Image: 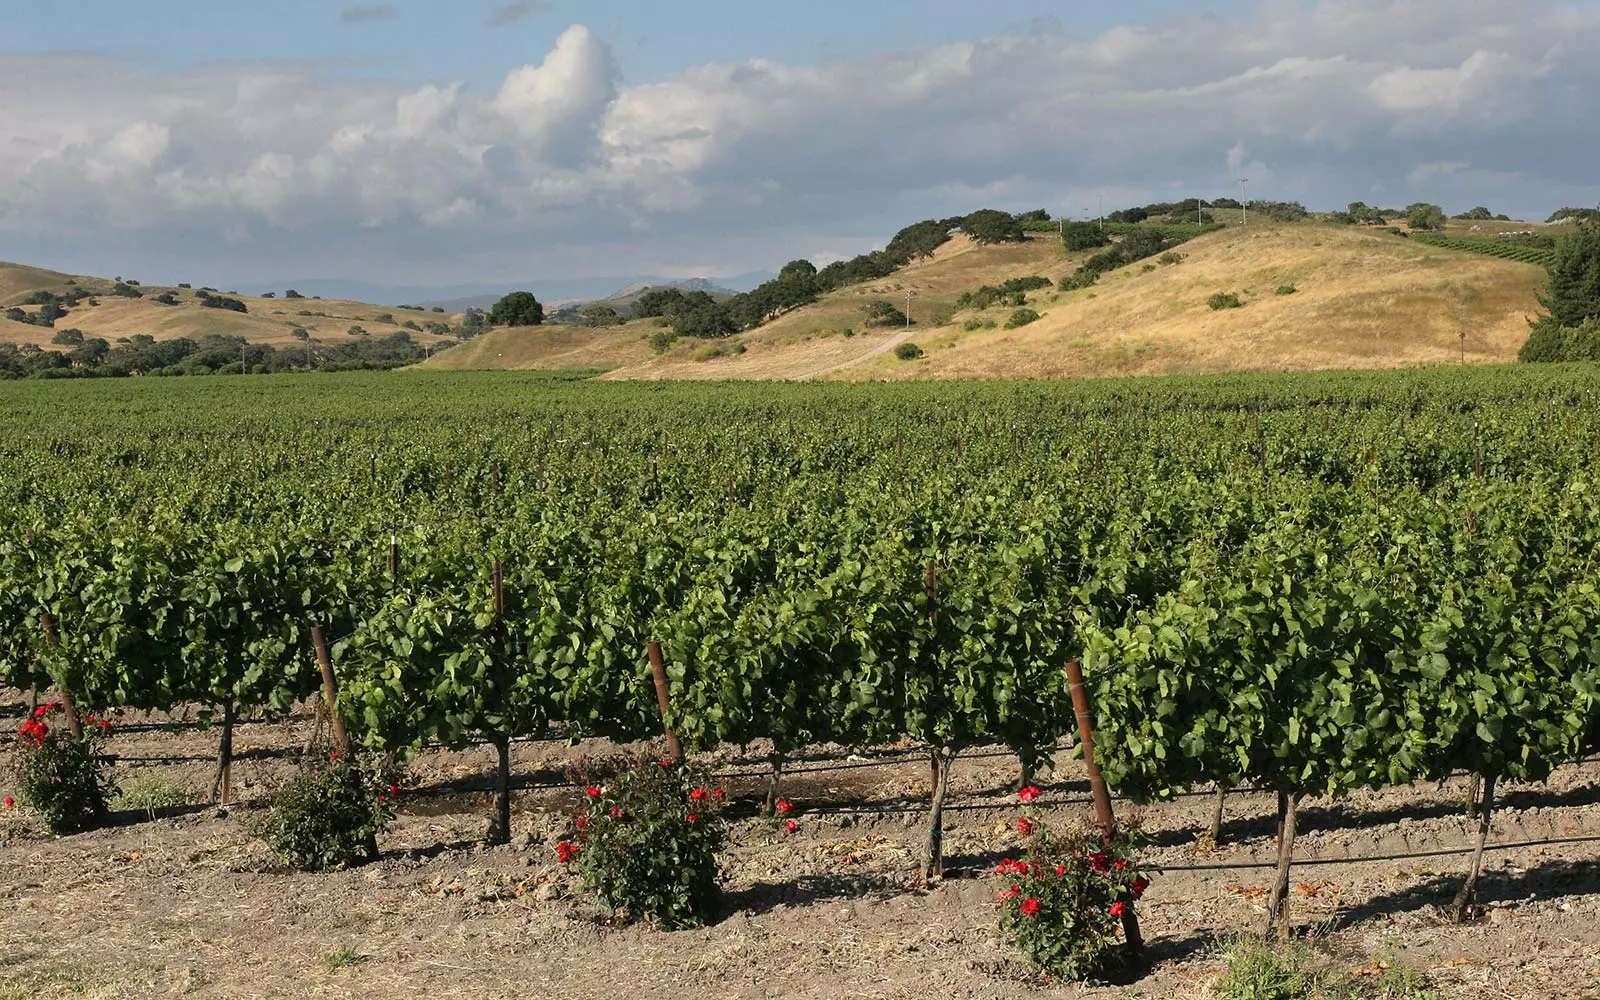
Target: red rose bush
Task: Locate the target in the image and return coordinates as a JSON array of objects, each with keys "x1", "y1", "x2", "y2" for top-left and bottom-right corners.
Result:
[
  {"x1": 558, "y1": 756, "x2": 728, "y2": 930},
  {"x1": 994, "y1": 787, "x2": 1155, "y2": 981}
]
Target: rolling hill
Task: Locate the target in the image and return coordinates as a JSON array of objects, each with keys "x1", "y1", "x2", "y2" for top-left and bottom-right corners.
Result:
[
  {"x1": 0, "y1": 263, "x2": 461, "y2": 352},
  {"x1": 423, "y1": 220, "x2": 1551, "y2": 380}
]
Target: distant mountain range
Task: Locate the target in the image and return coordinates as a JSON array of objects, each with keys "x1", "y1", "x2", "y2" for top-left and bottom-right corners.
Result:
[{"x1": 257, "y1": 272, "x2": 776, "y2": 314}]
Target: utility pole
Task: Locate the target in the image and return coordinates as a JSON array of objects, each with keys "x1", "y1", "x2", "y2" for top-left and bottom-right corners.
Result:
[
  {"x1": 1239, "y1": 178, "x2": 1249, "y2": 225},
  {"x1": 1459, "y1": 330, "x2": 1467, "y2": 365}
]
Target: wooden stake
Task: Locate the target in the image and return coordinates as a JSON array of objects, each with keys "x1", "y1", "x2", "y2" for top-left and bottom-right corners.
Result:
[
  {"x1": 1065, "y1": 658, "x2": 1141, "y2": 949},
  {"x1": 311, "y1": 626, "x2": 348, "y2": 754},
  {"x1": 646, "y1": 641, "x2": 683, "y2": 762}
]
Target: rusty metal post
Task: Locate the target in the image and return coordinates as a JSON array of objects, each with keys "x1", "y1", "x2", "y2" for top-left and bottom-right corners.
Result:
[
  {"x1": 311, "y1": 626, "x2": 349, "y2": 753},
  {"x1": 1065, "y1": 658, "x2": 1142, "y2": 951},
  {"x1": 647, "y1": 641, "x2": 683, "y2": 762}
]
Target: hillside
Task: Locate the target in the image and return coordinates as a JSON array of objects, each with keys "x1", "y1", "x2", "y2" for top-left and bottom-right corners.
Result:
[
  {"x1": 422, "y1": 221, "x2": 1549, "y2": 380},
  {"x1": 0, "y1": 263, "x2": 460, "y2": 351}
]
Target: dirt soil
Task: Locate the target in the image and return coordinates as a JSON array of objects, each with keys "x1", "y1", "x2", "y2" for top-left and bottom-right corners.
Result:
[{"x1": 3, "y1": 698, "x2": 1599, "y2": 1000}]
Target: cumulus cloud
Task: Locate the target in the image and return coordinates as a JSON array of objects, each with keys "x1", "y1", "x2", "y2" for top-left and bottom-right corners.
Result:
[{"x1": 1, "y1": 1, "x2": 1597, "y2": 286}]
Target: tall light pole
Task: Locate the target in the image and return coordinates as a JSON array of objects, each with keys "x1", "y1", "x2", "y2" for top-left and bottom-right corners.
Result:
[{"x1": 1239, "y1": 178, "x2": 1249, "y2": 225}]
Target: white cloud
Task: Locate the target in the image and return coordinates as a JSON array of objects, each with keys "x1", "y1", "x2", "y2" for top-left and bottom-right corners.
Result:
[{"x1": 0, "y1": 2, "x2": 1597, "y2": 287}]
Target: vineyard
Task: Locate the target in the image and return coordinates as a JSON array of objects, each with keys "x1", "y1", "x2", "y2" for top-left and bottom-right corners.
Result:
[
  {"x1": 1406, "y1": 233, "x2": 1558, "y2": 267},
  {"x1": 4, "y1": 367, "x2": 1600, "y2": 996}
]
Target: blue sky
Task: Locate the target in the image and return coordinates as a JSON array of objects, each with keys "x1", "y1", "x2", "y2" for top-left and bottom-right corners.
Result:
[{"x1": 1, "y1": 1, "x2": 1597, "y2": 297}]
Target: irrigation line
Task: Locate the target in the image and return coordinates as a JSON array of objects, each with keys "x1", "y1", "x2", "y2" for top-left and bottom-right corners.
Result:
[{"x1": 1153, "y1": 834, "x2": 1600, "y2": 873}]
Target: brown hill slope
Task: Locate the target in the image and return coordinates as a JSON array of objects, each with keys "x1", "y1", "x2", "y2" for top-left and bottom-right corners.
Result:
[
  {"x1": 0, "y1": 262, "x2": 459, "y2": 351},
  {"x1": 424, "y1": 223, "x2": 1545, "y2": 380}
]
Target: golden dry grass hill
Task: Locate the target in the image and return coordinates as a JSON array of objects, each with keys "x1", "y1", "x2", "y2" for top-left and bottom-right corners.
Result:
[
  {"x1": 423, "y1": 219, "x2": 1551, "y2": 381},
  {"x1": 0, "y1": 262, "x2": 459, "y2": 352}
]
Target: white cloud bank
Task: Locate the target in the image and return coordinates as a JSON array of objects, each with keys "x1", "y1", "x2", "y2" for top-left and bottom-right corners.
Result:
[{"x1": 1, "y1": 0, "x2": 1597, "y2": 285}]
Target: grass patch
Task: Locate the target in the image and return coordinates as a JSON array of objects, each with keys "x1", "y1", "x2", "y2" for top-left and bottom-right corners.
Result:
[
  {"x1": 1277, "y1": 284, "x2": 1299, "y2": 296},
  {"x1": 322, "y1": 947, "x2": 369, "y2": 972},
  {"x1": 110, "y1": 771, "x2": 193, "y2": 817},
  {"x1": 1213, "y1": 937, "x2": 1435, "y2": 1000}
]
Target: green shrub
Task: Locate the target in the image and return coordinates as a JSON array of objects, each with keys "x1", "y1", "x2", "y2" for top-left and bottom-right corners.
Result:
[
  {"x1": 1005, "y1": 308, "x2": 1041, "y2": 329},
  {"x1": 559, "y1": 757, "x2": 729, "y2": 929},
  {"x1": 1158, "y1": 252, "x2": 1187, "y2": 266},
  {"x1": 894, "y1": 342, "x2": 925, "y2": 361},
  {"x1": 1058, "y1": 271, "x2": 1098, "y2": 291},
  {"x1": 994, "y1": 804, "x2": 1154, "y2": 982},
  {"x1": 1276, "y1": 284, "x2": 1298, "y2": 296},
  {"x1": 864, "y1": 300, "x2": 909, "y2": 327},
  {"x1": 964, "y1": 318, "x2": 986, "y2": 332},
  {"x1": 841, "y1": 327, "x2": 855, "y2": 338},
  {"x1": 1208, "y1": 292, "x2": 1244, "y2": 310},
  {"x1": 257, "y1": 751, "x2": 397, "y2": 872},
  {"x1": 649, "y1": 330, "x2": 677, "y2": 353},
  {"x1": 12, "y1": 703, "x2": 114, "y2": 834}
]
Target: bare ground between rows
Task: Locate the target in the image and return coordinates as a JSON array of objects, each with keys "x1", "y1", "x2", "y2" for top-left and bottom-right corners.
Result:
[{"x1": 3, "y1": 705, "x2": 1600, "y2": 999}]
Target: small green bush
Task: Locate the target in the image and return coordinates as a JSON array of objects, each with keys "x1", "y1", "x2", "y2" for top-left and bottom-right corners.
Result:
[
  {"x1": 12, "y1": 703, "x2": 114, "y2": 834},
  {"x1": 894, "y1": 342, "x2": 925, "y2": 361},
  {"x1": 841, "y1": 327, "x2": 855, "y2": 338},
  {"x1": 864, "y1": 300, "x2": 909, "y2": 328},
  {"x1": 1005, "y1": 308, "x2": 1041, "y2": 329},
  {"x1": 650, "y1": 330, "x2": 677, "y2": 353},
  {"x1": 1276, "y1": 284, "x2": 1297, "y2": 296},
  {"x1": 257, "y1": 751, "x2": 397, "y2": 872},
  {"x1": 111, "y1": 771, "x2": 192, "y2": 817},
  {"x1": 964, "y1": 318, "x2": 985, "y2": 332},
  {"x1": 559, "y1": 756, "x2": 729, "y2": 929},
  {"x1": 1158, "y1": 252, "x2": 1187, "y2": 266},
  {"x1": 1208, "y1": 292, "x2": 1244, "y2": 310}
]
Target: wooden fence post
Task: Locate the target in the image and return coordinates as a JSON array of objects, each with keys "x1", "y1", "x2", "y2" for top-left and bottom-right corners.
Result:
[
  {"x1": 647, "y1": 641, "x2": 683, "y2": 762},
  {"x1": 1065, "y1": 658, "x2": 1142, "y2": 951},
  {"x1": 311, "y1": 626, "x2": 349, "y2": 753}
]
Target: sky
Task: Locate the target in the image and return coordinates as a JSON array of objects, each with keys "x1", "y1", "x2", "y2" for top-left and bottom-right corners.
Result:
[{"x1": 1, "y1": 0, "x2": 1597, "y2": 298}]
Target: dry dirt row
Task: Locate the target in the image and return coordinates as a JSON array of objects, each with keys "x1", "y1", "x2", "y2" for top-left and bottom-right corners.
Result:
[{"x1": 3, "y1": 703, "x2": 1599, "y2": 1000}]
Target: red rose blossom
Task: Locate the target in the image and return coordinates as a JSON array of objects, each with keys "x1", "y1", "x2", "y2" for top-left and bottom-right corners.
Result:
[
  {"x1": 775, "y1": 799, "x2": 794, "y2": 815},
  {"x1": 784, "y1": 819, "x2": 798, "y2": 833},
  {"x1": 998, "y1": 883, "x2": 1021, "y2": 900},
  {"x1": 3, "y1": 797, "x2": 12, "y2": 808},
  {"x1": 585, "y1": 785, "x2": 602, "y2": 799},
  {"x1": 713, "y1": 788, "x2": 725, "y2": 799},
  {"x1": 575, "y1": 816, "x2": 588, "y2": 830},
  {"x1": 1114, "y1": 858, "x2": 1127, "y2": 871},
  {"x1": 1109, "y1": 901, "x2": 1127, "y2": 917},
  {"x1": 388, "y1": 784, "x2": 401, "y2": 797},
  {"x1": 609, "y1": 807, "x2": 624, "y2": 819},
  {"x1": 554, "y1": 841, "x2": 578, "y2": 863},
  {"x1": 1089, "y1": 851, "x2": 1110, "y2": 873},
  {"x1": 687, "y1": 813, "x2": 699, "y2": 823},
  {"x1": 1055, "y1": 864, "x2": 1067, "y2": 876},
  {"x1": 1131, "y1": 878, "x2": 1150, "y2": 900},
  {"x1": 689, "y1": 787, "x2": 708, "y2": 802},
  {"x1": 1016, "y1": 818, "x2": 1034, "y2": 836},
  {"x1": 1019, "y1": 897, "x2": 1041, "y2": 918},
  {"x1": 1018, "y1": 785, "x2": 1041, "y2": 803}
]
